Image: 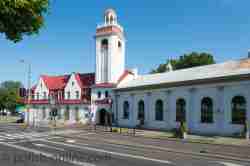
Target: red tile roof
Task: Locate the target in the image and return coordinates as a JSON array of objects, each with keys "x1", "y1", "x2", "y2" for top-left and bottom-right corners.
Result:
[
  {"x1": 75, "y1": 73, "x2": 95, "y2": 89},
  {"x1": 117, "y1": 70, "x2": 134, "y2": 83},
  {"x1": 41, "y1": 75, "x2": 70, "y2": 90},
  {"x1": 40, "y1": 73, "x2": 95, "y2": 90}
]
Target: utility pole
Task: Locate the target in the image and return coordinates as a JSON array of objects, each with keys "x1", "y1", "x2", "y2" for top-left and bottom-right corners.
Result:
[{"x1": 20, "y1": 60, "x2": 32, "y2": 127}]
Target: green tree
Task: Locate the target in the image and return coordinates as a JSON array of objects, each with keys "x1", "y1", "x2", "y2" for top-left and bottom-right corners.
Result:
[
  {"x1": 0, "y1": 81, "x2": 23, "y2": 115},
  {"x1": 0, "y1": 0, "x2": 49, "y2": 42},
  {"x1": 151, "y1": 52, "x2": 215, "y2": 73}
]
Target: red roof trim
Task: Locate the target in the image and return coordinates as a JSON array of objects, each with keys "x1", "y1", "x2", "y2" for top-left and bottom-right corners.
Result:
[
  {"x1": 92, "y1": 83, "x2": 116, "y2": 88},
  {"x1": 21, "y1": 99, "x2": 90, "y2": 105},
  {"x1": 94, "y1": 98, "x2": 111, "y2": 105},
  {"x1": 117, "y1": 70, "x2": 134, "y2": 84},
  {"x1": 57, "y1": 99, "x2": 90, "y2": 105}
]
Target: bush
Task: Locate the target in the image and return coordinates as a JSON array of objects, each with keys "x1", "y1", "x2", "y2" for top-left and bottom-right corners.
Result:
[
  {"x1": 171, "y1": 128, "x2": 181, "y2": 138},
  {"x1": 112, "y1": 128, "x2": 119, "y2": 133},
  {"x1": 180, "y1": 121, "x2": 188, "y2": 133}
]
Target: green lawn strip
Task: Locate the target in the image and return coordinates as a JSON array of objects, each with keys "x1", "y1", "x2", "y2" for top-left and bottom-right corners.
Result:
[{"x1": 0, "y1": 116, "x2": 19, "y2": 123}]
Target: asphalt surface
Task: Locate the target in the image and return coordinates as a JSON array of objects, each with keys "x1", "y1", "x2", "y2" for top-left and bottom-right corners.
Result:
[{"x1": 0, "y1": 123, "x2": 249, "y2": 166}]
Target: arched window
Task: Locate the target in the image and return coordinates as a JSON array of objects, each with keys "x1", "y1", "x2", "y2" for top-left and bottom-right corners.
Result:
[
  {"x1": 232, "y1": 96, "x2": 246, "y2": 124},
  {"x1": 101, "y1": 39, "x2": 109, "y2": 82},
  {"x1": 118, "y1": 41, "x2": 122, "y2": 48},
  {"x1": 97, "y1": 91, "x2": 101, "y2": 98},
  {"x1": 105, "y1": 91, "x2": 109, "y2": 98},
  {"x1": 176, "y1": 98, "x2": 186, "y2": 122},
  {"x1": 155, "y1": 100, "x2": 164, "y2": 121},
  {"x1": 138, "y1": 100, "x2": 145, "y2": 120},
  {"x1": 110, "y1": 15, "x2": 114, "y2": 24},
  {"x1": 123, "y1": 101, "x2": 129, "y2": 119},
  {"x1": 105, "y1": 16, "x2": 109, "y2": 24},
  {"x1": 101, "y1": 39, "x2": 108, "y2": 49},
  {"x1": 201, "y1": 97, "x2": 213, "y2": 123}
]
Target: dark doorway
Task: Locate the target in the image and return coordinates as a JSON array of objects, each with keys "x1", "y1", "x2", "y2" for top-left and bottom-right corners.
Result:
[{"x1": 99, "y1": 109, "x2": 111, "y2": 125}]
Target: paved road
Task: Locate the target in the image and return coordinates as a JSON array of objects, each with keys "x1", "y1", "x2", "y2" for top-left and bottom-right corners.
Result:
[{"x1": 0, "y1": 124, "x2": 249, "y2": 166}]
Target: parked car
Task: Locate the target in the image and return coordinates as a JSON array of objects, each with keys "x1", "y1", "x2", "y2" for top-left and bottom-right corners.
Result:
[{"x1": 16, "y1": 113, "x2": 25, "y2": 123}]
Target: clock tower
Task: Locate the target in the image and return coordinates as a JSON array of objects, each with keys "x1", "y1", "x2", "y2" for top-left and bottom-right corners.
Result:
[{"x1": 95, "y1": 9, "x2": 125, "y2": 84}]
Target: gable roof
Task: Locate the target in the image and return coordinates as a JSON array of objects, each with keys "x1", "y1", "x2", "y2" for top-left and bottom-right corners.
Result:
[
  {"x1": 117, "y1": 70, "x2": 134, "y2": 83},
  {"x1": 41, "y1": 75, "x2": 71, "y2": 90},
  {"x1": 40, "y1": 73, "x2": 95, "y2": 91},
  {"x1": 75, "y1": 73, "x2": 95, "y2": 88},
  {"x1": 117, "y1": 58, "x2": 250, "y2": 90},
  {"x1": 92, "y1": 70, "x2": 134, "y2": 88}
]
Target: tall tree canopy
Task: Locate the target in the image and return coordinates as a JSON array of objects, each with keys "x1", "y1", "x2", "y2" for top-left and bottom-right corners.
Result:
[
  {"x1": 0, "y1": 0, "x2": 49, "y2": 42},
  {"x1": 0, "y1": 81, "x2": 23, "y2": 114},
  {"x1": 151, "y1": 52, "x2": 216, "y2": 74}
]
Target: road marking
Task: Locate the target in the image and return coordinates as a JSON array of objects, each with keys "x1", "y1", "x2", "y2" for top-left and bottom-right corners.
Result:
[
  {"x1": 0, "y1": 142, "x2": 96, "y2": 166},
  {"x1": 33, "y1": 143, "x2": 65, "y2": 151},
  {"x1": 218, "y1": 162, "x2": 244, "y2": 166},
  {"x1": 66, "y1": 139, "x2": 76, "y2": 143},
  {"x1": 40, "y1": 140, "x2": 173, "y2": 165}
]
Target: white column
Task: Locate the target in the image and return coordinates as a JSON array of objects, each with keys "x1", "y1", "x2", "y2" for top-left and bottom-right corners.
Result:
[
  {"x1": 165, "y1": 90, "x2": 171, "y2": 129},
  {"x1": 130, "y1": 93, "x2": 135, "y2": 126},
  {"x1": 216, "y1": 86, "x2": 225, "y2": 135},
  {"x1": 246, "y1": 85, "x2": 250, "y2": 133},
  {"x1": 188, "y1": 88, "x2": 196, "y2": 132},
  {"x1": 145, "y1": 92, "x2": 151, "y2": 126},
  {"x1": 114, "y1": 94, "x2": 120, "y2": 125}
]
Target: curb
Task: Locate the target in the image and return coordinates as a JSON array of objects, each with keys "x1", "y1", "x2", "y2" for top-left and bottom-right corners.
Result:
[
  {"x1": 88, "y1": 128, "x2": 250, "y2": 148},
  {"x1": 65, "y1": 131, "x2": 250, "y2": 163},
  {"x1": 85, "y1": 135, "x2": 250, "y2": 163}
]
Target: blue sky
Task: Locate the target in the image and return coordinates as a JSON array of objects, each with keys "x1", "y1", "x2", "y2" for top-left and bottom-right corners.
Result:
[{"x1": 1, "y1": 0, "x2": 250, "y2": 87}]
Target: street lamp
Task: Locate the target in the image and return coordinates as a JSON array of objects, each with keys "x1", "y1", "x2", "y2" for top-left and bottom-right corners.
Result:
[{"x1": 20, "y1": 59, "x2": 31, "y2": 126}]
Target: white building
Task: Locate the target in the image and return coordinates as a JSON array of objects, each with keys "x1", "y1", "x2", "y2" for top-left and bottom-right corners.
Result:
[{"x1": 25, "y1": 9, "x2": 250, "y2": 136}]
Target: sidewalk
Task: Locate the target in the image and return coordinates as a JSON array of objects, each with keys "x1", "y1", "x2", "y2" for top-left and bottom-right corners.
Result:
[
  {"x1": 74, "y1": 129, "x2": 250, "y2": 162},
  {"x1": 135, "y1": 129, "x2": 250, "y2": 147},
  {"x1": 82, "y1": 125, "x2": 250, "y2": 147}
]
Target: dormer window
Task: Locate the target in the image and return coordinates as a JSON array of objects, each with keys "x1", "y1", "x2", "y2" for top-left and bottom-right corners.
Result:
[
  {"x1": 67, "y1": 91, "x2": 71, "y2": 99},
  {"x1": 76, "y1": 91, "x2": 80, "y2": 99},
  {"x1": 72, "y1": 81, "x2": 75, "y2": 86},
  {"x1": 36, "y1": 93, "x2": 39, "y2": 100},
  {"x1": 43, "y1": 92, "x2": 47, "y2": 99}
]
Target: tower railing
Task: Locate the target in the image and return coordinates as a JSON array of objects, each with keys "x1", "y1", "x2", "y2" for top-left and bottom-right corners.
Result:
[{"x1": 97, "y1": 22, "x2": 123, "y2": 32}]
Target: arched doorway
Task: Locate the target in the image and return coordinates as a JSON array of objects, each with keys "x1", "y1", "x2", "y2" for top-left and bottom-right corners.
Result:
[{"x1": 99, "y1": 109, "x2": 111, "y2": 125}]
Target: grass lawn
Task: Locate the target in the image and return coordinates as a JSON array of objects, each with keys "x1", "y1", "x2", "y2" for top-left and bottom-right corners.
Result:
[{"x1": 0, "y1": 116, "x2": 19, "y2": 123}]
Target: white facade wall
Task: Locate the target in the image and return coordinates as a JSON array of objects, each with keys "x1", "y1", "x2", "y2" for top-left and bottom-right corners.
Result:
[
  {"x1": 64, "y1": 74, "x2": 81, "y2": 100},
  {"x1": 34, "y1": 78, "x2": 49, "y2": 100},
  {"x1": 26, "y1": 104, "x2": 91, "y2": 126},
  {"x1": 115, "y1": 81, "x2": 250, "y2": 135},
  {"x1": 95, "y1": 34, "x2": 125, "y2": 84}
]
